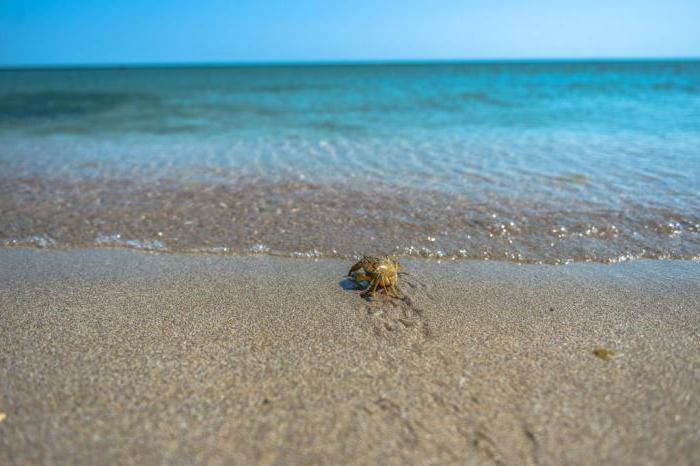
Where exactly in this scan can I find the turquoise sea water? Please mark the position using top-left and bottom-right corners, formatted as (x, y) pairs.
(1, 61), (699, 262)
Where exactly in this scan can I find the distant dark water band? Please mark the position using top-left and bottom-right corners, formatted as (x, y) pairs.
(1, 176), (698, 264)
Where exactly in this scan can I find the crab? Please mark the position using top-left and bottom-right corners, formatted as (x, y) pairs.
(348, 255), (402, 300)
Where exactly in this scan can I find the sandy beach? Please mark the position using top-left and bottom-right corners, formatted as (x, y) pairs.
(0, 248), (698, 465)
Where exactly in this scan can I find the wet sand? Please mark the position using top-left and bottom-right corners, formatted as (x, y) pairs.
(1, 248), (699, 465)
(3, 175), (699, 263)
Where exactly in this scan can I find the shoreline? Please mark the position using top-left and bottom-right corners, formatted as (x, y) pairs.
(2, 173), (698, 264)
(1, 248), (699, 464)
(4, 243), (700, 263)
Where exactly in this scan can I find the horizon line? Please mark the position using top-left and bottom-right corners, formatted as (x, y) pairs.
(2, 56), (699, 70)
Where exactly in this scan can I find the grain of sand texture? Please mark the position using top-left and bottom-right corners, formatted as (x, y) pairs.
(1, 249), (699, 465)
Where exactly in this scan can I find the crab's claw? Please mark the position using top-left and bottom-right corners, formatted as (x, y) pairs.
(348, 261), (364, 276)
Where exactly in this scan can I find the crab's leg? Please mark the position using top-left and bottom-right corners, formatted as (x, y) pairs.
(385, 278), (396, 301)
(375, 276), (387, 302)
(361, 276), (381, 298)
(383, 276), (397, 302)
(370, 277), (381, 295)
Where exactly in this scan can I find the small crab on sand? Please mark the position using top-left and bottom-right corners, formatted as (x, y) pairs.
(348, 255), (402, 300)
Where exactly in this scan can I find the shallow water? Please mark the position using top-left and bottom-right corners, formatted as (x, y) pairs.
(1, 61), (699, 262)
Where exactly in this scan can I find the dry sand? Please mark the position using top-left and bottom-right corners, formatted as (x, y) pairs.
(1, 248), (698, 465)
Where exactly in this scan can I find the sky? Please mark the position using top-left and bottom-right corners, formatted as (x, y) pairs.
(1, 0), (699, 66)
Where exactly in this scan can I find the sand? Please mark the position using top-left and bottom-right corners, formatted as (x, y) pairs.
(0, 248), (698, 465)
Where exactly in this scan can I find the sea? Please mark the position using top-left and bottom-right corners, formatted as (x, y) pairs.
(1, 60), (699, 263)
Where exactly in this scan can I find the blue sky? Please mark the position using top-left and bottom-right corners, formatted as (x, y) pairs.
(1, 0), (699, 65)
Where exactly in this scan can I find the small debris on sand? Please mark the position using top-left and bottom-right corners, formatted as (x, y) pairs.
(593, 348), (616, 360)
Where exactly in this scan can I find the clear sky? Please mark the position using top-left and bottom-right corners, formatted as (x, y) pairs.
(1, 0), (699, 66)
